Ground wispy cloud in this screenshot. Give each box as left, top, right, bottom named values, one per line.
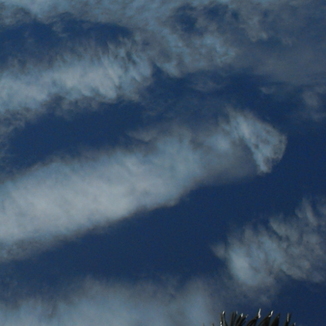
left=0, top=110, right=285, bottom=261
left=213, top=198, right=326, bottom=297
left=0, top=41, right=152, bottom=114
left=0, top=278, right=220, bottom=326
left=0, top=1, right=322, bottom=325
left=0, top=0, right=233, bottom=78
left=0, top=11, right=231, bottom=140
left=0, top=0, right=323, bottom=137
left=2, top=0, right=325, bottom=84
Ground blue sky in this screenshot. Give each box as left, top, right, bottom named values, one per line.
left=0, top=0, right=324, bottom=325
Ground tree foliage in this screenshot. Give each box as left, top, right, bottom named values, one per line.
left=218, top=310, right=295, bottom=326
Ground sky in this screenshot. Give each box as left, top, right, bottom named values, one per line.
left=0, top=0, right=324, bottom=325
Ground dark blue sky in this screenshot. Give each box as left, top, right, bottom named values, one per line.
left=0, top=1, right=324, bottom=325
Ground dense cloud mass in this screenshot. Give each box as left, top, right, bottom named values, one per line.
left=0, top=0, right=324, bottom=325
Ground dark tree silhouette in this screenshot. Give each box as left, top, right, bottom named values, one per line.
left=219, top=310, right=295, bottom=326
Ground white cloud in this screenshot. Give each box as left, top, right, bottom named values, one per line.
left=0, top=2, right=233, bottom=135
left=0, top=110, right=285, bottom=261
left=213, top=198, right=326, bottom=294
left=0, top=276, right=296, bottom=325
left=0, top=279, right=219, bottom=326
left=0, top=0, right=234, bottom=86
left=0, top=42, right=152, bottom=115
left=299, top=86, right=326, bottom=121
left=226, top=110, right=286, bottom=173
left=0, top=0, right=323, bottom=131
left=1, top=0, right=325, bottom=86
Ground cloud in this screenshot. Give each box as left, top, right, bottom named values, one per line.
left=0, top=278, right=220, bottom=326
left=0, top=0, right=236, bottom=83
left=0, top=1, right=321, bottom=324
left=0, top=41, right=152, bottom=114
left=0, top=110, right=285, bottom=261
left=213, top=198, right=326, bottom=296
left=299, top=86, right=326, bottom=121
left=0, top=0, right=323, bottom=137
left=0, top=7, right=231, bottom=139
left=2, top=0, right=324, bottom=81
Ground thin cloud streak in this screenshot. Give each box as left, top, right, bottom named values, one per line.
left=0, top=111, right=285, bottom=261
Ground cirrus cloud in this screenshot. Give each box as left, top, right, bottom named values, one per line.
left=0, top=110, right=285, bottom=261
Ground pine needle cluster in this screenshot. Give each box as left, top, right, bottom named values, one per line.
left=216, top=310, right=295, bottom=326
